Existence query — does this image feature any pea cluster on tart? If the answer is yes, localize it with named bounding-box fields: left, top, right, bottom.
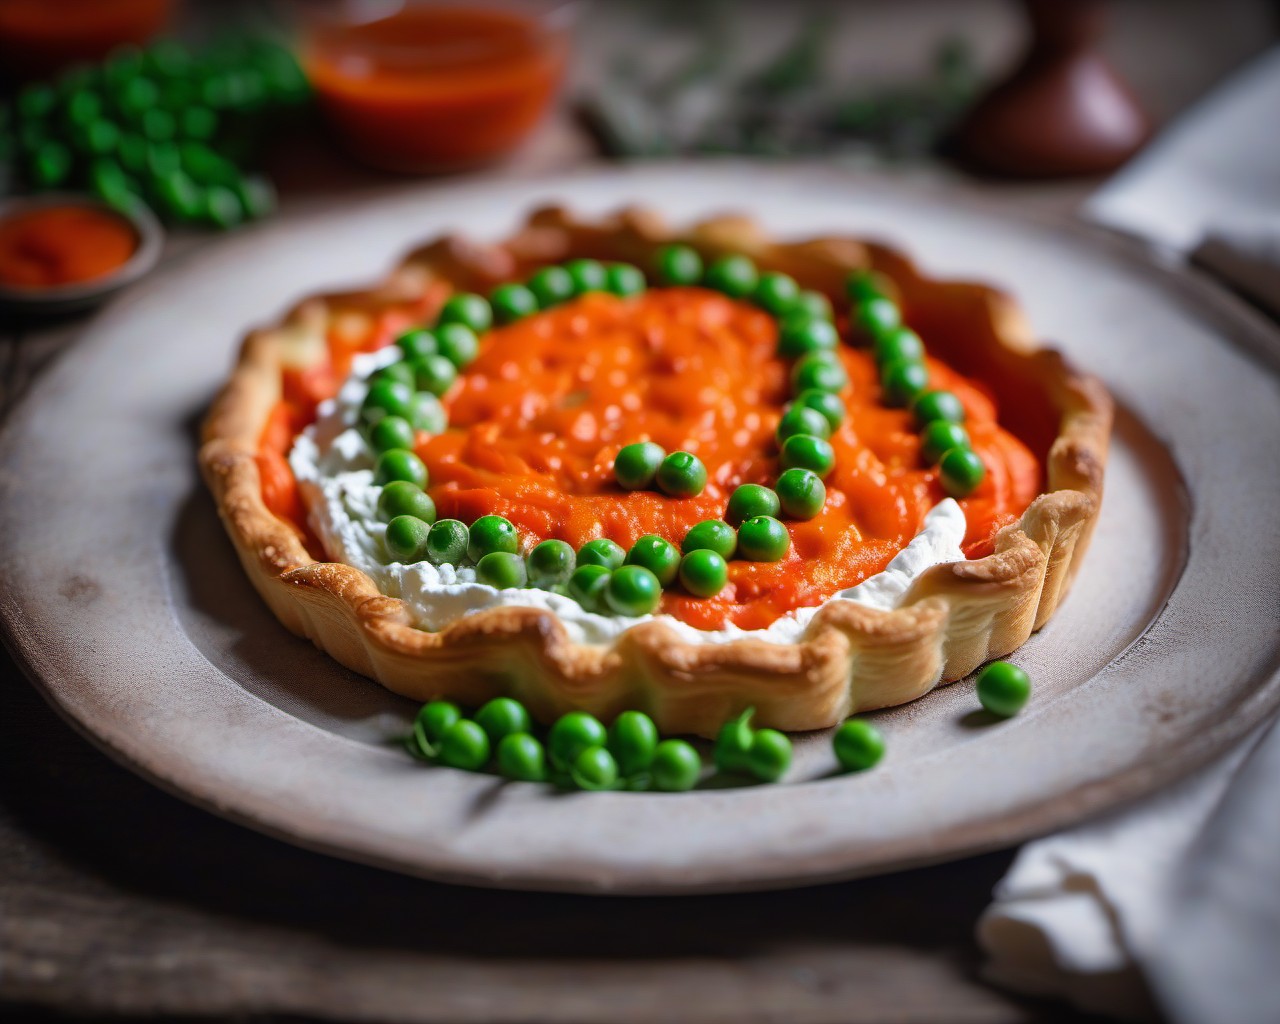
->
left=201, top=206, right=1111, bottom=738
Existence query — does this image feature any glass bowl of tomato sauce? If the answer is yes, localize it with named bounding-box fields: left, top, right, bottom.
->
left=299, top=0, right=580, bottom=174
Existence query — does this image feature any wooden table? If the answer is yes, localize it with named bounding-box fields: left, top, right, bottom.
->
left=0, top=1, right=1271, bottom=1019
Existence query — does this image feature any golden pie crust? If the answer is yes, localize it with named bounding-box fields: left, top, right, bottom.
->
left=200, top=206, right=1112, bottom=737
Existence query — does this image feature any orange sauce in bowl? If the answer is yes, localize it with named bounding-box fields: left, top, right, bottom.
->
left=0, top=204, right=138, bottom=289
left=304, top=4, right=570, bottom=172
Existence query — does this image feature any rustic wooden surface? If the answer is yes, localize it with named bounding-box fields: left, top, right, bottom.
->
left=0, top=1, right=1273, bottom=1019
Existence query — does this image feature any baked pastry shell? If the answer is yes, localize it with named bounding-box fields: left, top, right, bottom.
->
left=200, top=206, right=1112, bottom=737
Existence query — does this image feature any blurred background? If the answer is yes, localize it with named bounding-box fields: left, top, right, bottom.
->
left=0, top=0, right=1276, bottom=302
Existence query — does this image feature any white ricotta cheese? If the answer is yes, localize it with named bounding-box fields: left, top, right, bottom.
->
left=287, top=349, right=967, bottom=647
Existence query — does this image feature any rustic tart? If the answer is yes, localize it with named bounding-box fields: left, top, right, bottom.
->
left=200, top=206, right=1111, bottom=738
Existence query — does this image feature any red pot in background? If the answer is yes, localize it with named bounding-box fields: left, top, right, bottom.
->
left=0, top=0, right=173, bottom=82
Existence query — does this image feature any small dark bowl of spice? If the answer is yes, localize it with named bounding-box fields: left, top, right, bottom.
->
left=0, top=192, right=163, bottom=316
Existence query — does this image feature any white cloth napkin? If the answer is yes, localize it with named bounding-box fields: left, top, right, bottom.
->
left=979, top=47, right=1280, bottom=1023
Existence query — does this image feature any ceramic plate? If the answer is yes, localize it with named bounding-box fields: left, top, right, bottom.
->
left=3, top=165, right=1278, bottom=894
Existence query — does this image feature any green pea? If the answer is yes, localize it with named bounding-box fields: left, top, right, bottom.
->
left=874, top=326, right=925, bottom=366
left=385, top=514, right=431, bottom=563
left=880, top=359, right=929, bottom=407
left=528, top=265, right=575, bottom=307
left=776, top=405, right=831, bottom=445
left=117, top=77, right=159, bottom=119
left=151, top=168, right=201, bottom=221
left=548, top=711, right=607, bottom=770
left=679, top=549, right=728, bottom=597
left=396, top=327, right=438, bottom=360
left=655, top=244, right=702, bottom=286
left=435, top=323, right=479, bottom=369
left=605, top=262, right=647, bottom=296
left=792, top=352, right=848, bottom=394
left=703, top=254, right=758, bottom=298
left=17, top=84, right=56, bottom=121
left=203, top=185, right=244, bottom=230
left=833, top=719, right=886, bottom=771
left=793, top=289, right=833, bottom=321
left=567, top=564, right=611, bottom=611
left=912, top=389, right=966, bottom=427
left=412, top=700, right=462, bottom=757
left=65, top=88, right=102, bottom=126
left=939, top=447, right=986, bottom=497
left=754, top=271, right=800, bottom=316
left=571, top=746, right=619, bottom=791
left=425, top=519, right=469, bottom=565
left=920, top=421, right=970, bottom=464
left=146, top=140, right=181, bottom=176
left=235, top=175, right=276, bottom=220
left=409, top=392, right=447, bottom=434
left=527, top=539, right=576, bottom=588
left=141, top=107, right=177, bottom=142
left=30, top=142, right=71, bottom=187
left=608, top=710, right=659, bottom=775
left=737, top=515, right=790, bottom=561
left=793, top=389, right=846, bottom=431
left=714, top=708, right=755, bottom=773
left=411, top=354, right=457, bottom=396
left=625, top=535, right=680, bottom=587
left=779, top=434, right=835, bottom=478
left=655, top=450, right=707, bottom=498
left=117, top=133, right=148, bottom=173
left=681, top=519, right=736, bottom=559
left=468, top=515, right=519, bottom=561
left=614, top=441, right=665, bottom=490
left=180, top=105, right=218, bottom=141
left=846, top=268, right=887, bottom=302
left=83, top=119, right=121, bottom=156
left=854, top=296, right=901, bottom=338
left=88, top=157, right=129, bottom=206
left=776, top=467, right=826, bottom=520
left=976, top=661, right=1031, bottom=718
left=565, top=257, right=608, bottom=294
left=372, top=361, right=415, bottom=389
left=439, top=719, right=490, bottom=771
left=475, top=697, right=532, bottom=742
left=374, top=449, right=428, bottom=488
left=605, top=565, right=662, bottom=616
left=438, top=292, right=492, bottom=334
left=777, top=314, right=839, bottom=358
left=490, top=282, right=538, bottom=324
left=377, top=480, right=436, bottom=523
left=497, top=732, right=547, bottom=782
left=746, top=729, right=792, bottom=782
left=577, top=537, right=625, bottom=571
left=650, top=739, right=701, bottom=791
left=476, top=551, right=528, bottom=589
left=369, top=414, right=416, bottom=453
left=726, top=483, right=780, bottom=525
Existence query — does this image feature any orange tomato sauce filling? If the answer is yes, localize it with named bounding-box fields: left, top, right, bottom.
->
left=408, top=288, right=1042, bottom=631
